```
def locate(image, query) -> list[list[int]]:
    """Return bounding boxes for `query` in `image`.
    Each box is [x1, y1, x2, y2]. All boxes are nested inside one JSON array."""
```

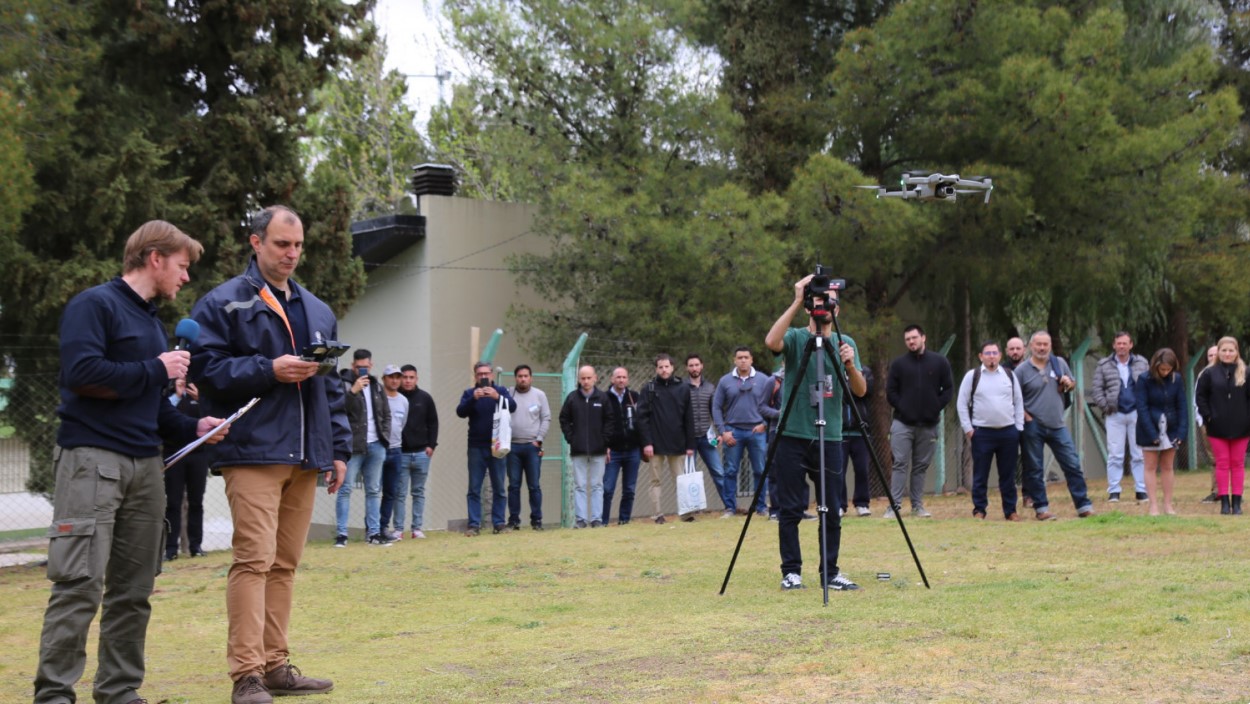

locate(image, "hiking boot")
[[780, 572, 805, 590], [231, 674, 272, 704], [263, 662, 333, 696], [826, 572, 860, 591]]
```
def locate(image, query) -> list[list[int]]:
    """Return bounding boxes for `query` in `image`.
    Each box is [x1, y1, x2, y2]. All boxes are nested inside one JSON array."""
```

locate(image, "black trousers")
[[163, 459, 208, 554], [775, 435, 843, 578]]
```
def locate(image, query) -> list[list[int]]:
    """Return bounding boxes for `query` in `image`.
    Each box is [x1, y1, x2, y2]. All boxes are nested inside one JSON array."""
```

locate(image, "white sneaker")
[[781, 572, 805, 590], [386, 529, 403, 541], [410, 530, 426, 540], [838, 508, 845, 517], [856, 506, 872, 517], [913, 508, 933, 518], [883, 509, 895, 519]]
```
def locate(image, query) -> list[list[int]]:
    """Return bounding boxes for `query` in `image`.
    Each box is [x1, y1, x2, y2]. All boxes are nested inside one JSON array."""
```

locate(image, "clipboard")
[[163, 397, 260, 471]]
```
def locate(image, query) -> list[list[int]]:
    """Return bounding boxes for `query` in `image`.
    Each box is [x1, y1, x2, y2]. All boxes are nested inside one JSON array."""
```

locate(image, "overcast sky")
[[373, 0, 467, 127]]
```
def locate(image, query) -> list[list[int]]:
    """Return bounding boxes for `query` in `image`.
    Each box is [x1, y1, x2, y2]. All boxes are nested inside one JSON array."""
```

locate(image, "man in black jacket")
[[885, 325, 954, 518], [335, 349, 392, 546], [602, 367, 642, 525], [396, 364, 438, 538], [559, 365, 616, 528], [638, 354, 697, 523]]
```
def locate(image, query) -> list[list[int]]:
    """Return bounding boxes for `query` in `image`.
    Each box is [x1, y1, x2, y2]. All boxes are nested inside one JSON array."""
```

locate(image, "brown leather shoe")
[[263, 663, 333, 696], [972, 510, 987, 520], [1005, 513, 1022, 522], [1035, 511, 1057, 521], [1077, 507, 1096, 518], [232, 674, 273, 704]]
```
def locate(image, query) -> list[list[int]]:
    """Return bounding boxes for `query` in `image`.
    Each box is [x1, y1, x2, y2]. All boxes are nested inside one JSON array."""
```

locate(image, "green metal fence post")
[[559, 334, 589, 528], [1071, 336, 1094, 466], [1185, 351, 1201, 471], [935, 334, 956, 493], [480, 328, 504, 364]]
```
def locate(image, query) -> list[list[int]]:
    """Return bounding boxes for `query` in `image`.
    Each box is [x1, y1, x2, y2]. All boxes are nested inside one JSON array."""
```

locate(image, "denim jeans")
[[467, 445, 507, 529], [571, 454, 606, 523], [336, 440, 385, 537], [507, 442, 543, 526], [722, 427, 768, 513], [379, 447, 402, 534], [603, 447, 641, 523], [395, 451, 431, 531], [1021, 420, 1091, 512], [970, 426, 1020, 517], [1105, 411, 1145, 494], [696, 436, 730, 511]]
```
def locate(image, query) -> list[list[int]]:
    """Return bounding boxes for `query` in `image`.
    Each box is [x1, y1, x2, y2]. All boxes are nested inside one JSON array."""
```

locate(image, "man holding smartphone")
[[336, 349, 392, 546], [456, 362, 516, 535]]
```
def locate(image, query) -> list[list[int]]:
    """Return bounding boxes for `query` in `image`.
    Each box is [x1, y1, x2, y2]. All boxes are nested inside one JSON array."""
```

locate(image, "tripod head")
[[804, 265, 845, 324]]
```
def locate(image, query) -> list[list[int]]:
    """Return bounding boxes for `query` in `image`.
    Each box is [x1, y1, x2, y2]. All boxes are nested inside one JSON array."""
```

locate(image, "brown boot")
[[232, 674, 272, 704], [263, 662, 334, 696]]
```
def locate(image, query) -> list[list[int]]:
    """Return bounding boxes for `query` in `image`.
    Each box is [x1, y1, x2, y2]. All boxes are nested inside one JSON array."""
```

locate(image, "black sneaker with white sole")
[[781, 572, 805, 590], [366, 534, 394, 546], [333, 535, 347, 548], [825, 572, 860, 591]]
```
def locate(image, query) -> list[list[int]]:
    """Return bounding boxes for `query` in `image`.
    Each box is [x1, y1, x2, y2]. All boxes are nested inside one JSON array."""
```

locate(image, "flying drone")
[[858, 171, 993, 203]]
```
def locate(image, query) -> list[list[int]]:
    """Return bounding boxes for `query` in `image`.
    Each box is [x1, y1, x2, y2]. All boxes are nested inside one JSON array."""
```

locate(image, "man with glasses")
[[956, 340, 1025, 520]]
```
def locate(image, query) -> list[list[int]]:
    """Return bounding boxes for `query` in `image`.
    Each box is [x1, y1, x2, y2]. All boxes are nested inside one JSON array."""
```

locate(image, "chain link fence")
[[0, 338, 1217, 552]]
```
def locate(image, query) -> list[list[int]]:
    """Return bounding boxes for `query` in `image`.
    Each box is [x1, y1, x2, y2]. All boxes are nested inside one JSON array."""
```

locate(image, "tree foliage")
[[1, 0, 375, 494]]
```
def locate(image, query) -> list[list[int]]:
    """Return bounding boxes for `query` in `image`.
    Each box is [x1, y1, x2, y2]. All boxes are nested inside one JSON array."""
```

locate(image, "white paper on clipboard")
[[163, 397, 260, 471]]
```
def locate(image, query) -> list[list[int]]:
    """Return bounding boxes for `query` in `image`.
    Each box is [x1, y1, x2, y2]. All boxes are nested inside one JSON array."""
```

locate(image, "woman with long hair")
[[1195, 337, 1250, 515], [1134, 348, 1187, 515]]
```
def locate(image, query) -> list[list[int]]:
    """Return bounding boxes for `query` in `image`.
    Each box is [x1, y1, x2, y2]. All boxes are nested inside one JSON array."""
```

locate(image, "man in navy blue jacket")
[[190, 206, 351, 704], [34, 220, 227, 704], [456, 362, 517, 535]]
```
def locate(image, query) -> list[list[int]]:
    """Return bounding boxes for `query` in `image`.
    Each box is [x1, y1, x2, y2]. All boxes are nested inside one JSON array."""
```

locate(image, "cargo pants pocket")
[[45, 517, 97, 582]]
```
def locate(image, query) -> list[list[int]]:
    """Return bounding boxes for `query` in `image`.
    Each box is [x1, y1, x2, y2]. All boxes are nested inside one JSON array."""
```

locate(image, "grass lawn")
[[1, 470, 1247, 703]]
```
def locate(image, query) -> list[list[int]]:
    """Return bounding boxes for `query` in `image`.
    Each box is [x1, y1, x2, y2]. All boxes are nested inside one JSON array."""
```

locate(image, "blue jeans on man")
[[722, 427, 768, 513], [970, 426, 1020, 517], [467, 445, 507, 529], [696, 435, 731, 511], [507, 442, 543, 527], [396, 451, 431, 532], [379, 446, 402, 534], [603, 447, 641, 524], [337, 440, 385, 538], [1021, 420, 1092, 513]]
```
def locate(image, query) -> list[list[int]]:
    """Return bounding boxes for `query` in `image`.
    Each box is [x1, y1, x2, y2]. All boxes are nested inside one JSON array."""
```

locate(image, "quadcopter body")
[[859, 172, 993, 203]]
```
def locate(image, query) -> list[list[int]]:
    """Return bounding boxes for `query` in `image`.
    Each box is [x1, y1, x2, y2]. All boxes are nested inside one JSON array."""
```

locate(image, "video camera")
[[803, 265, 845, 322]]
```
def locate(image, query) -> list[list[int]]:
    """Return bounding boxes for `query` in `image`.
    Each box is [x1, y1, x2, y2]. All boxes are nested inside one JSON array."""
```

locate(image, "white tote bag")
[[676, 455, 707, 515], [491, 395, 512, 458]]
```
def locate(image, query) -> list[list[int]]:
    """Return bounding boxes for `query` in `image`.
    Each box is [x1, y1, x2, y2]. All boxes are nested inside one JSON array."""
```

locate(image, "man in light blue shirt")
[[713, 347, 778, 516]]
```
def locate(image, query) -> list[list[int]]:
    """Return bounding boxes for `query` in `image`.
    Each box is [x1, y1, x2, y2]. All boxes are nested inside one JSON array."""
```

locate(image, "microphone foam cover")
[[174, 318, 201, 344]]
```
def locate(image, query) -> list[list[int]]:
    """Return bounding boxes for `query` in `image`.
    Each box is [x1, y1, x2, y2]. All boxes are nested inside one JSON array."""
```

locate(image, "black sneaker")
[[1135, 491, 1149, 502], [781, 572, 805, 590], [654, 516, 666, 524], [681, 514, 696, 522], [618, 519, 630, 526], [589, 520, 603, 527], [189, 548, 207, 557], [164, 551, 178, 562], [510, 523, 521, 531], [333, 535, 347, 548], [492, 524, 508, 534], [802, 512, 818, 521], [574, 519, 588, 529], [532, 523, 544, 531], [1108, 492, 1120, 503], [826, 572, 861, 591], [366, 534, 393, 546]]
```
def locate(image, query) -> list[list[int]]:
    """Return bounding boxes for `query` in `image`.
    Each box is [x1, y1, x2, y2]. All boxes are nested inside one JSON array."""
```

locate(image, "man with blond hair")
[[35, 221, 227, 704]]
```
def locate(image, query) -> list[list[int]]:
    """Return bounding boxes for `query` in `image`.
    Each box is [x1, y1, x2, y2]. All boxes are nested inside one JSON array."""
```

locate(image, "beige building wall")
[[323, 195, 561, 535]]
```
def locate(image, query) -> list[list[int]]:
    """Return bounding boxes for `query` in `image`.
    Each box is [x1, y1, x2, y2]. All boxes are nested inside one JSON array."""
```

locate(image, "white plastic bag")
[[676, 455, 707, 515], [491, 395, 512, 458]]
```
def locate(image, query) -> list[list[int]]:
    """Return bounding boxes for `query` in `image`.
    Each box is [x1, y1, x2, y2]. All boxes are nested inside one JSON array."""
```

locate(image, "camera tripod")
[[720, 314, 930, 603]]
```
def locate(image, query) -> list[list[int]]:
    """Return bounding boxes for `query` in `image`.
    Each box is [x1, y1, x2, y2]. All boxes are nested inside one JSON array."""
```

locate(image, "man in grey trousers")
[[885, 325, 953, 518], [34, 221, 226, 704]]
